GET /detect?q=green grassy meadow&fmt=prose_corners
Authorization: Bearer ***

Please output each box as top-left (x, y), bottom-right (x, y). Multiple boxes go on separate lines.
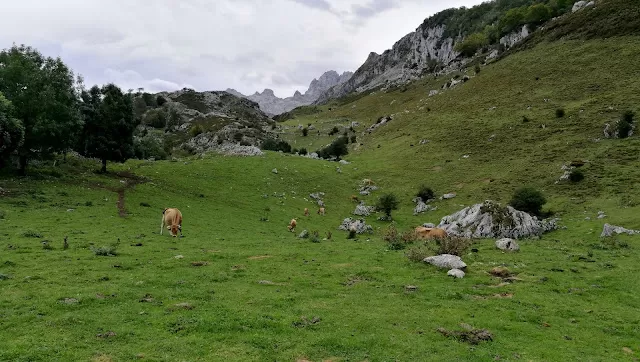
top-left (2, 39), bottom-right (640, 361)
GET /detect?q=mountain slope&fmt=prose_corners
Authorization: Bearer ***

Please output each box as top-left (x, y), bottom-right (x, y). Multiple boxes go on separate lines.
top-left (228, 70), bottom-right (353, 115)
top-left (314, 0), bottom-right (610, 104)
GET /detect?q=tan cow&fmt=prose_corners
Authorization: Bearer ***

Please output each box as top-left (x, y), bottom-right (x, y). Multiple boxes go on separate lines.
top-left (317, 207), bottom-right (325, 216)
top-left (350, 195), bottom-right (360, 203)
top-left (304, 208), bottom-right (309, 216)
top-left (288, 218), bottom-right (297, 232)
top-left (362, 178), bottom-right (375, 186)
top-left (161, 208), bottom-right (183, 237)
top-left (414, 226), bottom-right (447, 240)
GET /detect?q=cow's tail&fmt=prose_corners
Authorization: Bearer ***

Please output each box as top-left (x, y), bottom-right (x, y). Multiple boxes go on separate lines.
top-left (160, 213), bottom-right (165, 235)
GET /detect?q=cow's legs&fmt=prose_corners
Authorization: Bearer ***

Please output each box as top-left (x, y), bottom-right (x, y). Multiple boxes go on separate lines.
top-left (160, 216), bottom-right (165, 235)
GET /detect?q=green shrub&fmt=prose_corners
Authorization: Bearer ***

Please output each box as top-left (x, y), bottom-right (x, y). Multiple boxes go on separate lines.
top-left (435, 236), bottom-right (473, 256)
top-left (509, 187), bottom-right (546, 216)
top-left (0, 210), bottom-right (5, 219)
top-left (417, 185), bottom-right (435, 202)
top-left (190, 124), bottom-right (204, 137)
top-left (376, 193), bottom-right (399, 219)
top-left (522, 116), bottom-right (531, 123)
top-left (91, 245), bottom-right (118, 256)
top-left (350, 135), bottom-right (357, 144)
top-left (328, 126), bottom-right (339, 136)
top-left (299, 148), bottom-right (308, 155)
top-left (317, 136), bottom-right (348, 160)
top-left (310, 231), bottom-right (321, 243)
top-left (454, 32), bottom-right (489, 57)
top-left (405, 244), bottom-right (431, 263)
top-left (156, 96), bottom-right (167, 106)
top-left (134, 134), bottom-right (168, 160)
top-left (85, 201), bottom-right (93, 207)
top-left (347, 230), bottom-right (357, 239)
top-left (302, 128), bottom-right (308, 137)
top-left (556, 108), bottom-right (565, 118)
top-left (142, 93), bottom-right (157, 107)
top-left (569, 169), bottom-right (585, 182)
top-left (474, 64), bottom-right (481, 74)
top-left (142, 109), bottom-right (167, 128)
top-left (261, 139), bottom-right (292, 153)
top-left (140, 202), bottom-right (151, 207)
top-left (22, 230), bottom-right (43, 238)
top-left (617, 110), bottom-right (635, 138)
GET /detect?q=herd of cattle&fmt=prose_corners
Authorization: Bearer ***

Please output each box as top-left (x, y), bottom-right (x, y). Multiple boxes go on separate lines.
top-left (159, 180), bottom-right (448, 240)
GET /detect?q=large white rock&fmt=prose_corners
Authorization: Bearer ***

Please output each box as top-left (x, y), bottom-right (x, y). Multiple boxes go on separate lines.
top-left (438, 200), bottom-right (557, 239)
top-left (447, 269), bottom-right (465, 278)
top-left (601, 223), bottom-right (640, 237)
top-left (424, 254), bottom-right (467, 269)
top-left (496, 238), bottom-right (520, 251)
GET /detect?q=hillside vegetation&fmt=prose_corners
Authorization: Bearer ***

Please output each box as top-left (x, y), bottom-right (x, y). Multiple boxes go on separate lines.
top-left (2, 0), bottom-right (640, 361)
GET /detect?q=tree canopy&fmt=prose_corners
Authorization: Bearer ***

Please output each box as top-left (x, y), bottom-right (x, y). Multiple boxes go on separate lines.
top-left (0, 44), bottom-right (81, 174)
top-left (0, 92), bottom-right (24, 168)
top-left (78, 84), bottom-right (138, 172)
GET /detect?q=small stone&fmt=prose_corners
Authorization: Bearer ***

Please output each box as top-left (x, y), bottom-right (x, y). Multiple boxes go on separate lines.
top-left (174, 255), bottom-right (184, 259)
top-left (442, 193), bottom-right (457, 199)
top-left (271, 168), bottom-right (278, 174)
top-left (424, 254), bottom-right (467, 269)
top-left (405, 285), bottom-right (418, 292)
top-left (447, 269), bottom-right (465, 278)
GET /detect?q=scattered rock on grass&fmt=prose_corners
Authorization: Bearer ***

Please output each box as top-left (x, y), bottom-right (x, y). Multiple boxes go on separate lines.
top-left (447, 269), bottom-right (465, 278)
top-left (272, 168), bottom-right (278, 174)
top-left (338, 218), bottom-right (373, 234)
top-left (298, 230), bottom-right (309, 239)
top-left (601, 223), bottom-right (640, 237)
top-left (496, 238), bottom-right (520, 251)
top-left (353, 204), bottom-right (376, 216)
top-left (424, 254), bottom-right (467, 269)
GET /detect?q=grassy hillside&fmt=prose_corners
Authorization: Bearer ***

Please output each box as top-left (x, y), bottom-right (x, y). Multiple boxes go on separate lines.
top-left (1, 36), bottom-right (640, 362)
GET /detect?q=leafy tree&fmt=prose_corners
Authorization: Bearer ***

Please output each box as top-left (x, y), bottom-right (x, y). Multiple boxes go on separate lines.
top-left (0, 44), bottom-right (82, 174)
top-left (525, 4), bottom-right (553, 26)
top-left (416, 185), bottom-right (435, 202)
top-left (302, 127), bottom-right (309, 137)
top-left (376, 193), bottom-right (400, 219)
top-left (317, 136), bottom-right (348, 160)
top-left (509, 187), bottom-right (546, 216)
top-left (499, 7), bottom-right (527, 34)
top-left (0, 92), bottom-right (24, 168)
top-left (156, 95), bottom-right (167, 106)
top-left (78, 84), bottom-right (138, 173)
top-left (454, 32), bottom-right (489, 57)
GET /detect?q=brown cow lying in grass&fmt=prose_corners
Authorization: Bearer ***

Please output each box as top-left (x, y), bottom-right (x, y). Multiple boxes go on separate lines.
top-left (414, 226), bottom-right (447, 240)
top-left (288, 218), bottom-right (297, 232)
top-left (161, 208), bottom-right (183, 237)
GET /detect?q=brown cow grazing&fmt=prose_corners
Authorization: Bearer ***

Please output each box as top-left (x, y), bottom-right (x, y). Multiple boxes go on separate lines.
top-left (304, 208), bottom-right (309, 216)
top-left (350, 195), bottom-right (360, 203)
top-left (318, 207), bottom-right (325, 216)
top-left (362, 178), bottom-right (375, 186)
top-left (414, 226), bottom-right (447, 240)
top-left (161, 208), bottom-right (183, 237)
top-left (288, 218), bottom-right (297, 232)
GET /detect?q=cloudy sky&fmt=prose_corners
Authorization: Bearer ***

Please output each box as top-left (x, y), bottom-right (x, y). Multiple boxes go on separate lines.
top-left (1, 0), bottom-right (485, 98)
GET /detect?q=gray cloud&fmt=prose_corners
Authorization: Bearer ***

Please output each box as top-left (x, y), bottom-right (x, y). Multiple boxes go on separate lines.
top-left (0, 0), bottom-right (485, 98)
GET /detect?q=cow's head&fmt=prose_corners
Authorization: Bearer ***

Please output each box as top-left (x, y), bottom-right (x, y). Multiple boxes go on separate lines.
top-left (171, 225), bottom-right (180, 236)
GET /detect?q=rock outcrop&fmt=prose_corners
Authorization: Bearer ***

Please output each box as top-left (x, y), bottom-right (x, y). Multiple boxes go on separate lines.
top-left (338, 218), bottom-right (373, 234)
top-left (601, 223), bottom-right (640, 237)
top-left (437, 200), bottom-right (557, 239)
top-left (424, 254), bottom-right (467, 270)
top-left (227, 70), bottom-right (353, 115)
top-left (496, 238), bottom-right (520, 252)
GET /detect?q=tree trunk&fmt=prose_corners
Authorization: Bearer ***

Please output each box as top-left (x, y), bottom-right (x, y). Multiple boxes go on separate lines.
top-left (101, 158), bottom-right (107, 173)
top-left (18, 155), bottom-right (28, 176)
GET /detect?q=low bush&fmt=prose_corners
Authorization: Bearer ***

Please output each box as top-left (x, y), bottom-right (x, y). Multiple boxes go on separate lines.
top-left (310, 231), bottom-right (321, 243)
top-left (328, 126), bottom-right (339, 136)
top-left (376, 193), bottom-right (399, 219)
top-left (302, 128), bottom-right (308, 137)
top-left (417, 185), bottom-right (435, 202)
top-left (316, 136), bottom-right (348, 160)
top-left (350, 135), bottom-right (357, 144)
top-left (556, 108), bottom-right (565, 118)
top-left (22, 230), bottom-right (43, 238)
top-left (299, 148), bottom-right (308, 155)
top-left (91, 245), bottom-right (118, 257)
top-left (405, 244), bottom-right (431, 263)
top-left (262, 139), bottom-right (293, 153)
top-left (569, 169), bottom-right (585, 182)
top-left (509, 187), bottom-right (546, 216)
top-left (190, 124), bottom-right (204, 137)
top-left (435, 236), bottom-right (473, 256)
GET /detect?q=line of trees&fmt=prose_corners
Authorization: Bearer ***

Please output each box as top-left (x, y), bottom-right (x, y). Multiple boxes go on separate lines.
top-left (0, 44), bottom-right (139, 174)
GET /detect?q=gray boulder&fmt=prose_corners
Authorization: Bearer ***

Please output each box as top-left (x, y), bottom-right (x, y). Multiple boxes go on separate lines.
top-left (271, 168), bottom-right (278, 174)
top-left (441, 193), bottom-right (457, 200)
top-left (309, 192), bottom-right (325, 201)
top-left (339, 218), bottom-right (373, 234)
top-left (414, 200), bottom-right (437, 215)
top-left (353, 204), bottom-right (376, 216)
top-left (572, 0), bottom-right (594, 12)
top-left (424, 254), bottom-right (467, 269)
top-left (496, 238), bottom-right (520, 252)
top-left (438, 200), bottom-right (557, 239)
top-left (339, 160), bottom-right (350, 165)
top-left (423, 223), bottom-right (436, 228)
top-left (601, 223), bottom-right (640, 237)
top-left (447, 269), bottom-right (465, 278)
top-left (298, 230), bottom-right (309, 239)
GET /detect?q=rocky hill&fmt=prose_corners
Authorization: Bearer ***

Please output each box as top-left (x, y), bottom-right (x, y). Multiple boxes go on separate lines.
top-left (315, 0), bottom-right (597, 104)
top-left (133, 89), bottom-right (275, 158)
top-left (227, 70), bottom-right (353, 115)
